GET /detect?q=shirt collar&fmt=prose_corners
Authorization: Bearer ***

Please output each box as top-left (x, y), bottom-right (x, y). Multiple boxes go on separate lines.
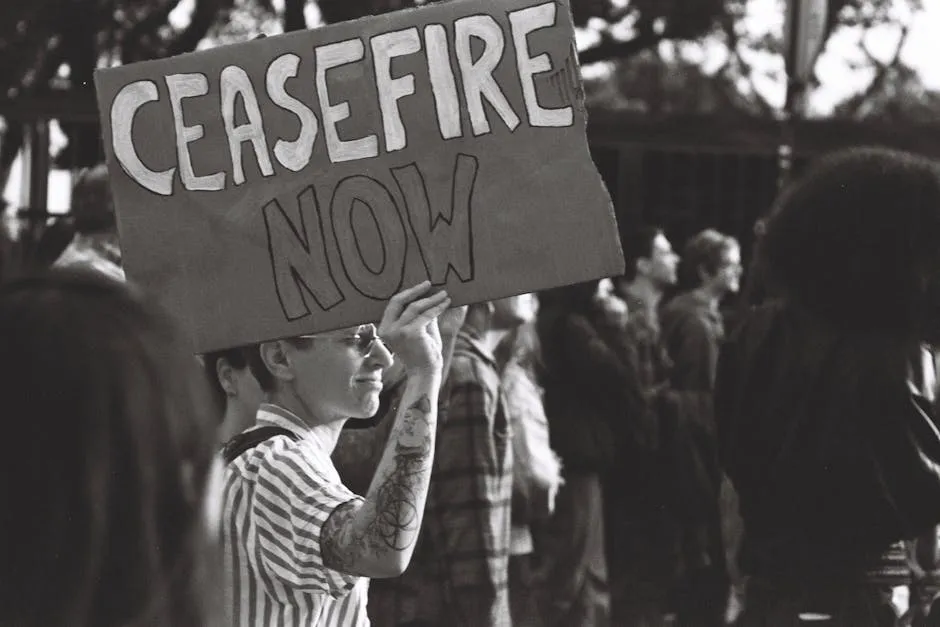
top-left (256, 403), bottom-right (311, 438)
top-left (617, 285), bottom-right (658, 317)
top-left (455, 329), bottom-right (499, 370)
top-left (676, 289), bottom-right (720, 314)
top-left (256, 403), bottom-right (339, 454)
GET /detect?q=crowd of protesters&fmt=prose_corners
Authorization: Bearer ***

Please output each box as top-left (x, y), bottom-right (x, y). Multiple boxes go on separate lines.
top-left (3, 145), bottom-right (940, 627)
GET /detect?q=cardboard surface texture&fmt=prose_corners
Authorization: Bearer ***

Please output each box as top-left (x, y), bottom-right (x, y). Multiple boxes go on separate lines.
top-left (95, 0), bottom-right (624, 352)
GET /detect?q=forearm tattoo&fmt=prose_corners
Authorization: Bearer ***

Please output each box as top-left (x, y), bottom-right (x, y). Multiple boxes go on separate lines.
top-left (322, 395), bottom-right (433, 572)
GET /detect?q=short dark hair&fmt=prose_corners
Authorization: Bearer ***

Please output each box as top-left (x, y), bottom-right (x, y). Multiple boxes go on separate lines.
top-left (677, 229), bottom-right (739, 290)
top-left (620, 225), bottom-right (664, 282)
top-left (247, 337), bottom-right (312, 393)
top-left (70, 164), bottom-right (117, 235)
top-left (761, 146), bottom-right (940, 338)
top-left (202, 346), bottom-right (254, 416)
top-left (0, 268), bottom-right (218, 626)
top-left (538, 279), bottom-right (599, 314)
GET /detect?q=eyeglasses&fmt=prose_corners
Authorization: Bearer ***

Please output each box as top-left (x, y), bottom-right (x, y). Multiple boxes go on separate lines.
top-left (297, 324), bottom-right (388, 357)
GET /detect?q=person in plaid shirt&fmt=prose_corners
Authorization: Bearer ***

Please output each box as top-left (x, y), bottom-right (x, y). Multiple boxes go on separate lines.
top-left (385, 296), bottom-right (533, 627)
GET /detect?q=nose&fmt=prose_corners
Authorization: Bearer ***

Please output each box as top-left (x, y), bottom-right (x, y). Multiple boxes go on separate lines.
top-left (368, 337), bottom-right (395, 369)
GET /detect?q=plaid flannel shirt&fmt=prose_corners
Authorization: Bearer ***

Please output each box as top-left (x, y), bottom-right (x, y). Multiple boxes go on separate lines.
top-left (389, 327), bottom-right (513, 627)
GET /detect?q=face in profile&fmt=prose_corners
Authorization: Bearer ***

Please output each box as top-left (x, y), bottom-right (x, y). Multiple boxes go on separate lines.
top-left (286, 323), bottom-right (395, 422)
top-left (491, 293), bottom-right (538, 329)
top-left (646, 233), bottom-right (680, 287)
top-left (715, 243), bottom-right (743, 295)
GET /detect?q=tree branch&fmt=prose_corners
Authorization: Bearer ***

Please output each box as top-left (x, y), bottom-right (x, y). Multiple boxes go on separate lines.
top-left (122, 0), bottom-right (182, 63)
top-left (578, 30), bottom-right (663, 65)
top-left (165, 0), bottom-right (230, 57)
top-left (841, 24), bottom-right (910, 117)
top-left (728, 49), bottom-right (775, 116)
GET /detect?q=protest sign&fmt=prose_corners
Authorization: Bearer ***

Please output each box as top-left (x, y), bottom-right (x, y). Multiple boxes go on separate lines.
top-left (95, 0), bottom-right (624, 352)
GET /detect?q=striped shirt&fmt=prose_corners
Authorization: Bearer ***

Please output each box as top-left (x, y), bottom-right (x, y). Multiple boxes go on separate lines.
top-left (222, 404), bottom-right (370, 627)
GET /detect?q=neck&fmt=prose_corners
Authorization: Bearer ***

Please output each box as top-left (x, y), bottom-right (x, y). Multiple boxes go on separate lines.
top-left (692, 285), bottom-right (721, 310)
top-left (267, 391), bottom-right (347, 453)
top-left (309, 420), bottom-right (346, 453)
top-left (218, 405), bottom-right (254, 443)
top-left (620, 277), bottom-right (662, 311)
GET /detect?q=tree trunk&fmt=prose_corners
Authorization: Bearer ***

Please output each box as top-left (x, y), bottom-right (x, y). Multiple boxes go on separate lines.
top-left (284, 0), bottom-right (307, 32)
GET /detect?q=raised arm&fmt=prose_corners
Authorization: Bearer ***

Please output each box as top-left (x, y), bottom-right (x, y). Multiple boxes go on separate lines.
top-left (321, 282), bottom-right (449, 578)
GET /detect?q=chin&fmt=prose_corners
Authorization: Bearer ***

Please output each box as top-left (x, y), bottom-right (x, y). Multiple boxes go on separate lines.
top-left (346, 395), bottom-right (382, 419)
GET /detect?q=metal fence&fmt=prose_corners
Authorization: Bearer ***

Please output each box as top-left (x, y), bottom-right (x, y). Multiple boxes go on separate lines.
top-left (586, 111), bottom-right (940, 262)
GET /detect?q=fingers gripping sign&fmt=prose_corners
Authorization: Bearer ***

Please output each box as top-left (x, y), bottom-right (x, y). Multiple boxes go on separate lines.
top-left (379, 281), bottom-right (451, 373)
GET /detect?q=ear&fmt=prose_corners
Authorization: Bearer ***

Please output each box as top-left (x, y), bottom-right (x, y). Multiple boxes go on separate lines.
top-left (636, 257), bottom-right (651, 277)
top-left (259, 340), bottom-right (295, 385)
top-left (215, 358), bottom-right (236, 397)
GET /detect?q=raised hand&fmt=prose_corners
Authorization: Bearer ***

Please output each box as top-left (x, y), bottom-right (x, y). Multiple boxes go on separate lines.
top-left (378, 281), bottom-right (451, 373)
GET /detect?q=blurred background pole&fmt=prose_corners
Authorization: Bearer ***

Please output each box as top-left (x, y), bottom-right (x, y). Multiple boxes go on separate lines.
top-left (777, 0), bottom-right (828, 193)
top-left (777, 0), bottom-right (801, 193)
top-left (742, 0), bottom-right (827, 313)
top-left (19, 119), bottom-right (50, 258)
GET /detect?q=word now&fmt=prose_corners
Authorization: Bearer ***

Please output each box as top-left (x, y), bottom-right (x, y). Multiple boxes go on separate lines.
top-left (265, 153), bottom-right (478, 321)
top-left (108, 2), bottom-right (572, 196)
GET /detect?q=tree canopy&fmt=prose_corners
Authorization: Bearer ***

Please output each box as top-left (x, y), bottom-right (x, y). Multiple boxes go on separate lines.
top-left (0, 0), bottom-right (935, 182)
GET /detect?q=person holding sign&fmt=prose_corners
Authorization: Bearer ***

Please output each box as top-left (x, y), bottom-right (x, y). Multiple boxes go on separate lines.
top-left (221, 281), bottom-right (450, 627)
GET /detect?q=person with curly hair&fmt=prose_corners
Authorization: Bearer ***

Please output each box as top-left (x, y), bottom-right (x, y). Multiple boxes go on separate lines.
top-left (716, 147), bottom-right (940, 626)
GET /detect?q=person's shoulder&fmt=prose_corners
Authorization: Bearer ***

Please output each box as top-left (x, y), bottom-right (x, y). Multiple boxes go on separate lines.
top-left (231, 433), bottom-right (340, 489)
top-left (448, 348), bottom-right (496, 385)
top-left (661, 291), bottom-right (702, 318)
top-left (661, 299), bottom-right (707, 333)
top-left (444, 356), bottom-right (501, 416)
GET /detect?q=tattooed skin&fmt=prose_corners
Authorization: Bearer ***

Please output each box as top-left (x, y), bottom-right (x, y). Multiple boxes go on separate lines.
top-left (322, 395), bottom-right (433, 573)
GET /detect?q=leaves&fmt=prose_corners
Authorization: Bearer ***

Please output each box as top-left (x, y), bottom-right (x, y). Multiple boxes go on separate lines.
top-left (0, 0), bottom-right (935, 165)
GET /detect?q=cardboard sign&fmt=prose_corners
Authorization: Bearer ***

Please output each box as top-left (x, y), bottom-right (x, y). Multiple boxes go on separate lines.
top-left (95, 0), bottom-right (624, 353)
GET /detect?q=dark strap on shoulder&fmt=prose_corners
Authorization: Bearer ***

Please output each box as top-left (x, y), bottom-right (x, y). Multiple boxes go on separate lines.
top-left (222, 426), bottom-right (300, 464)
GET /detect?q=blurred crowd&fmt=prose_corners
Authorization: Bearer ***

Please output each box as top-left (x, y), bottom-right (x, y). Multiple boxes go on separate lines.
top-left (4, 146), bottom-right (940, 627)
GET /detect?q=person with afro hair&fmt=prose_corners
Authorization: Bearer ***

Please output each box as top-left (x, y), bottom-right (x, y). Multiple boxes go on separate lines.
top-left (716, 147), bottom-right (940, 626)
